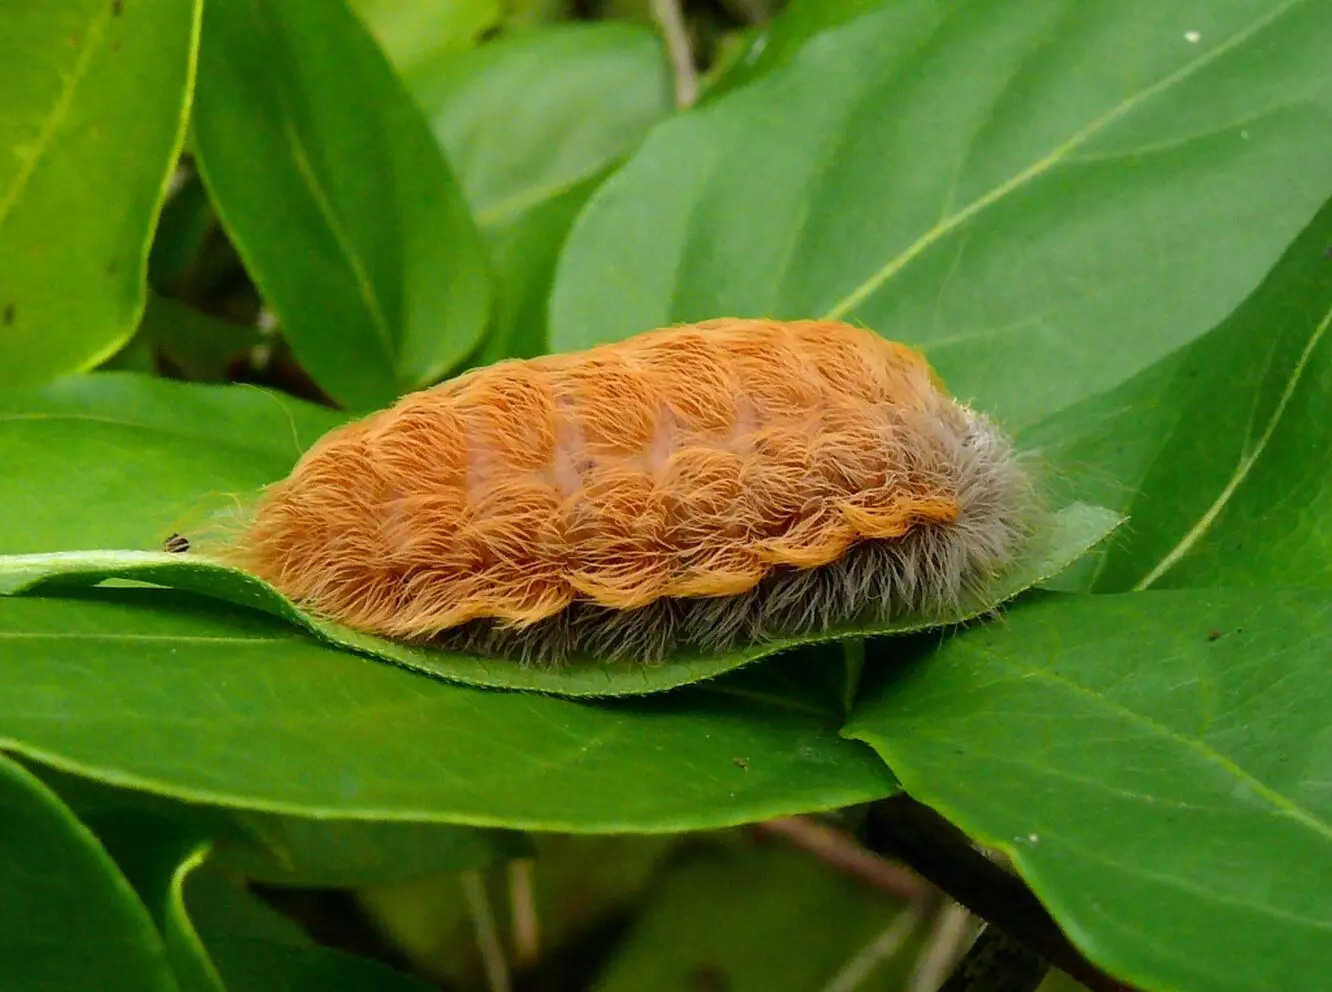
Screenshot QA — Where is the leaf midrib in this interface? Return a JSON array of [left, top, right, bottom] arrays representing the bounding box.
[[1135, 300, 1332, 589], [0, 4, 113, 231]]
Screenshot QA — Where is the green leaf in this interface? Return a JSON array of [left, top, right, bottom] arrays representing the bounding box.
[[593, 838, 925, 992], [549, 0, 1332, 430], [0, 502, 1122, 696], [0, 373, 345, 554], [0, 0, 201, 386], [416, 23, 671, 231], [708, 0, 888, 96], [351, 0, 501, 79], [185, 870, 438, 991], [844, 588, 1332, 992], [414, 23, 673, 359], [88, 810, 225, 992], [1023, 194, 1332, 593], [0, 752, 177, 990], [0, 589, 894, 828], [218, 811, 529, 887], [192, 0, 491, 410]]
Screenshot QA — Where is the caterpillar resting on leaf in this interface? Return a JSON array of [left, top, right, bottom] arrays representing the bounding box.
[[217, 319, 1037, 664]]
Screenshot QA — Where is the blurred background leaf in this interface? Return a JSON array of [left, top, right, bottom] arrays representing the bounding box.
[[0, 0, 200, 386], [193, 0, 491, 409], [592, 836, 926, 992], [0, 753, 177, 991], [414, 22, 673, 359]]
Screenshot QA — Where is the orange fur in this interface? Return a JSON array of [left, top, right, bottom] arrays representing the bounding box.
[[222, 319, 971, 640]]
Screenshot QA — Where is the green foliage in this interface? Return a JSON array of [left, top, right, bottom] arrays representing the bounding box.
[[1, 0, 1330, 990], [0, 0, 200, 386]]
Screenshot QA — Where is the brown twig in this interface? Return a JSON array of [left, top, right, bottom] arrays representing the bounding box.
[[650, 0, 699, 108], [755, 816, 934, 905], [507, 858, 540, 967]]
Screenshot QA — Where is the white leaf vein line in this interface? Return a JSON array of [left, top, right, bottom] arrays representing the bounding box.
[[820, 0, 1303, 321], [0, 5, 115, 230], [1136, 301, 1332, 590], [986, 654, 1332, 842]]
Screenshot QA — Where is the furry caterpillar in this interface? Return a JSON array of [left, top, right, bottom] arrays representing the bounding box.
[[220, 319, 1035, 664]]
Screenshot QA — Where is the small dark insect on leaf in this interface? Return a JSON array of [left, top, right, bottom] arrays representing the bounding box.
[[731, 757, 749, 770], [164, 533, 190, 554], [111, 0, 123, 14], [2, 304, 13, 326], [1207, 629, 1222, 642]]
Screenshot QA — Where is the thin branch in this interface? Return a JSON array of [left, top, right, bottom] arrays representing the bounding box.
[[821, 903, 928, 992], [910, 900, 977, 992], [868, 797, 1142, 992], [461, 869, 511, 992], [507, 858, 540, 967], [756, 816, 934, 904], [650, 0, 699, 109]]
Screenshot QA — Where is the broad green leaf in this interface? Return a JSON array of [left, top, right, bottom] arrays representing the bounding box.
[[0, 502, 1122, 696], [0, 373, 344, 554], [351, 0, 501, 79], [844, 589, 1332, 992], [0, 0, 201, 385], [0, 589, 894, 828], [89, 811, 224, 992], [414, 23, 673, 359], [185, 870, 437, 991], [550, 0, 1332, 430], [0, 752, 177, 991], [1022, 194, 1332, 592], [192, 0, 491, 410], [593, 839, 924, 992]]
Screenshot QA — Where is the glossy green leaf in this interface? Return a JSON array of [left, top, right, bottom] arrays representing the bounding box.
[[0, 589, 894, 828], [550, 0, 1332, 430], [352, 0, 501, 79], [844, 589, 1332, 992], [593, 838, 924, 992], [414, 23, 672, 359], [192, 0, 491, 410], [0, 0, 201, 385], [0, 502, 1122, 696], [1022, 194, 1332, 593], [0, 752, 177, 991], [185, 870, 438, 991], [0, 373, 344, 554]]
